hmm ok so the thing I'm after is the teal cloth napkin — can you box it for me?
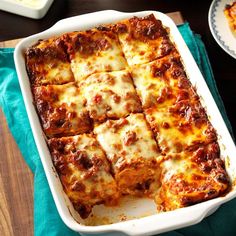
[0,23,235,236]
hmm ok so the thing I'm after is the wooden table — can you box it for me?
[0,1,235,235]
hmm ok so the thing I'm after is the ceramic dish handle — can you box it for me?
[117,202,220,236]
[48,10,128,32]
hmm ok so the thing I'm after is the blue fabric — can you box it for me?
[0,23,235,236]
[0,48,78,235]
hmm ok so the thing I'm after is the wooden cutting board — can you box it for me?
[0,11,183,236]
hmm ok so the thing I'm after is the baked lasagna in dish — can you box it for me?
[26,14,230,219]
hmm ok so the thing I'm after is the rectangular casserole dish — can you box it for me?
[14,10,236,236]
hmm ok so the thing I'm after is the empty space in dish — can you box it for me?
[14,10,236,235]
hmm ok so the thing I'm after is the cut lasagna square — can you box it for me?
[48,134,119,219]
[114,14,174,66]
[94,113,161,196]
[145,100,217,154]
[63,28,128,82]
[79,70,142,122]
[33,82,91,138]
[131,52,197,109]
[156,142,229,211]
[25,37,75,86]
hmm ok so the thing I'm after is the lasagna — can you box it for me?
[156,142,229,211]
[63,28,128,81]
[130,51,197,109]
[145,100,217,154]
[79,70,142,122]
[94,113,161,196]
[48,134,119,218]
[26,37,74,86]
[26,14,230,219]
[33,83,91,138]
[113,14,175,66]
[224,2,236,35]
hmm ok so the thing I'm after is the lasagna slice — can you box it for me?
[63,28,128,82]
[94,113,161,196]
[145,100,217,154]
[156,142,229,211]
[48,134,119,219]
[131,52,197,109]
[114,14,174,66]
[79,70,142,122]
[224,2,236,35]
[25,37,74,86]
[33,82,91,138]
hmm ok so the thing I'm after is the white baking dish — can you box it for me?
[0,0,54,19]
[14,10,236,236]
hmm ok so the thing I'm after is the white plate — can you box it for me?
[0,0,54,19]
[14,10,236,236]
[209,0,236,59]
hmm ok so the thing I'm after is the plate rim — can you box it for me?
[208,0,236,59]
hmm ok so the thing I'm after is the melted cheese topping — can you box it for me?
[79,71,142,122]
[145,101,217,154]
[224,2,236,33]
[26,37,74,86]
[26,14,230,220]
[156,143,229,211]
[94,113,161,196]
[131,53,197,109]
[65,29,128,81]
[33,83,91,137]
[115,14,174,66]
[48,134,119,218]
[94,113,160,162]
